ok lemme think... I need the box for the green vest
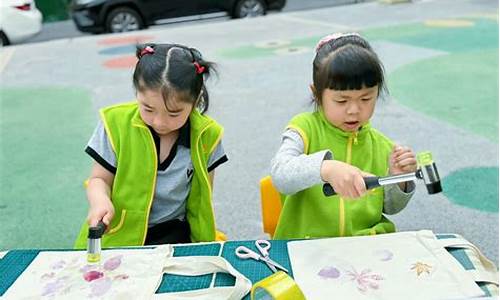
[74,102,223,248]
[273,110,396,239]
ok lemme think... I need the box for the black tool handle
[88,221,107,238]
[96,221,106,235]
[322,176,380,196]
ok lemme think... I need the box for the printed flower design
[38,254,130,297]
[373,249,393,262]
[318,266,341,279]
[51,260,66,270]
[41,272,56,280]
[83,271,104,282]
[411,262,432,276]
[103,255,122,271]
[42,278,65,297]
[345,267,384,293]
[89,277,112,297]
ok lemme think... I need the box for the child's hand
[87,197,114,229]
[321,160,374,199]
[389,145,417,175]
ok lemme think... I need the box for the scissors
[235,239,289,273]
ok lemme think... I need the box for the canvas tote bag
[2,245,251,300]
[287,230,498,300]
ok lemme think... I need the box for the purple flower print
[51,260,66,270]
[41,272,56,280]
[345,267,384,293]
[373,249,394,262]
[80,264,97,273]
[41,279,65,297]
[89,277,112,297]
[318,266,341,279]
[103,255,123,271]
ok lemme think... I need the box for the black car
[71,0,286,33]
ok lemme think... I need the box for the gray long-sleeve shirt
[271,129,414,215]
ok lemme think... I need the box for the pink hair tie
[193,62,205,74]
[140,46,155,57]
[315,32,360,52]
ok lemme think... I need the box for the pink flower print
[345,267,384,293]
[114,274,129,280]
[318,266,341,279]
[103,255,122,271]
[84,271,104,282]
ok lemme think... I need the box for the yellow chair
[215,230,227,241]
[260,176,283,238]
[84,179,227,241]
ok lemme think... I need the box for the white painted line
[0,47,15,74]
[278,15,352,30]
[0,251,7,259]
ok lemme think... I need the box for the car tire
[105,7,144,33]
[0,31,9,47]
[233,0,266,18]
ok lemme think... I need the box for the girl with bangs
[75,44,227,247]
[271,33,417,239]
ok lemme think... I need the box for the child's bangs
[324,47,384,91]
[160,85,194,112]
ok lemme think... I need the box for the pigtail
[136,43,156,59]
[187,47,217,114]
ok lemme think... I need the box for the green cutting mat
[0,240,292,300]
[0,238,493,298]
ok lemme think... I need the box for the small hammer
[87,221,106,263]
[323,151,442,196]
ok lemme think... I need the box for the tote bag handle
[152,256,252,300]
[437,236,498,286]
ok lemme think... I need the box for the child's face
[137,89,193,136]
[321,86,378,132]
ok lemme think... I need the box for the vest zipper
[339,132,358,236]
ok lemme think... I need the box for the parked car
[0,0,42,46]
[70,0,286,34]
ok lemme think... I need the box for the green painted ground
[217,36,318,59]
[389,49,498,141]
[0,87,95,250]
[363,18,498,53]
[365,18,499,142]
[217,17,499,142]
[443,167,499,212]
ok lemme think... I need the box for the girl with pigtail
[75,43,228,247]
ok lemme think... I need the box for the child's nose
[153,117,167,128]
[347,103,360,114]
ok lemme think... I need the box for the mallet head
[416,151,442,194]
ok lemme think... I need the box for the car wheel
[105,7,144,33]
[0,31,9,47]
[233,0,266,18]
